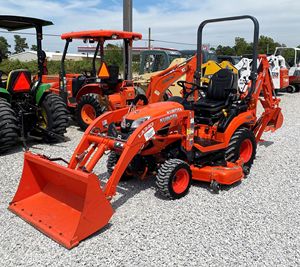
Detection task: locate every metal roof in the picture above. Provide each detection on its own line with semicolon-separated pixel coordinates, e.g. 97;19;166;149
61;30;142;40
0;15;53;31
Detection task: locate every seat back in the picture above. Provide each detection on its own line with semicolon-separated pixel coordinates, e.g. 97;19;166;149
72;75;87;97
6;69;31;94
102;65;119;85
207;69;236;100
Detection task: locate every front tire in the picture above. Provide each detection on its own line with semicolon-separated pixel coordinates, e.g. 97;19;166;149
76;94;102;131
225;127;256;173
38;94;69;142
156;159;192;199
107;151;134;181
0;98;18;154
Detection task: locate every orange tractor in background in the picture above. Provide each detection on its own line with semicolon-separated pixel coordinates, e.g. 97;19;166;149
42;30;142;130
9;15;283;249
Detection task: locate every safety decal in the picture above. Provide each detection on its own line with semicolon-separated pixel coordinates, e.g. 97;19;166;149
144;127;155;141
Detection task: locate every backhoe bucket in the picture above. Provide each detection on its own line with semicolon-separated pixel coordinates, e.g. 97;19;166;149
8;152;114;249
265;108;283;132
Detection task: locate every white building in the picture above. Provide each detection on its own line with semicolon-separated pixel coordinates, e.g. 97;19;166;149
8;50;95;62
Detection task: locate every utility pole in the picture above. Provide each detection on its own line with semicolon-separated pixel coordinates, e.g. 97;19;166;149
123;0;132;79
148;27;151;50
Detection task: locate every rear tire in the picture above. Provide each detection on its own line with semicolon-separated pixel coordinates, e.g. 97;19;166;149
76;94;102;131
156;159;192;199
225;127;256;173
38;94;69;142
286;85;296;93
0;98;18;154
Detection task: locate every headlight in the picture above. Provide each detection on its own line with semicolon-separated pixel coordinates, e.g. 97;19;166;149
131;116;151;129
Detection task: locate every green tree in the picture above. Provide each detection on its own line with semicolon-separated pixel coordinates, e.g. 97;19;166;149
258;35;281;54
0;36;11;58
234;37;252;56
14;35;28;54
215;45;236;56
31;44;37;51
104;43;123;67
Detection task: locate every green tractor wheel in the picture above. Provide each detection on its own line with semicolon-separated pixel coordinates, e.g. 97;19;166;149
37;94;69;142
0;98;18;154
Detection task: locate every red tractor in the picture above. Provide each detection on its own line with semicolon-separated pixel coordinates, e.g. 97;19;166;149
42;30;142;130
9;15;283;249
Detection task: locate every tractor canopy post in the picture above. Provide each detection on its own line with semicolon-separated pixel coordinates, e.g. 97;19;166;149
123;39;130;80
92;40;101;77
196;15;259;98
59;39;70;102
35;25;43;85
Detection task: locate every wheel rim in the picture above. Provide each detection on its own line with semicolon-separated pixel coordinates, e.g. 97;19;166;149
239;139;253;163
172;169;190;194
81;104;96;124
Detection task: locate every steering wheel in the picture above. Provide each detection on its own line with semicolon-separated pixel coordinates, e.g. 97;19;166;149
82;70;92;77
177;80;206;100
132;94;149;106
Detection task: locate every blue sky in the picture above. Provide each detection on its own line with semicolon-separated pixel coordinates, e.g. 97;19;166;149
1;0;300;53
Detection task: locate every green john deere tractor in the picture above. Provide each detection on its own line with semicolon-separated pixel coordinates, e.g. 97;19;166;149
0;16;69;154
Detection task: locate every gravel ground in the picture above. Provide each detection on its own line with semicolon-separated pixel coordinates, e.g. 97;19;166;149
0;92;299;266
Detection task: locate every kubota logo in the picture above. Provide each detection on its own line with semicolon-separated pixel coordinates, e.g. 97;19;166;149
160;114;177;123
167;107;182;114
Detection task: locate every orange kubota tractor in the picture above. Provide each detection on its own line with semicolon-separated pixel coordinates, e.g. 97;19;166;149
42;30;142;130
9;15;283;249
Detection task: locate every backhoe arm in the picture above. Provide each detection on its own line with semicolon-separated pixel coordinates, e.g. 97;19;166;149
249;55;283;141
146;56;197;103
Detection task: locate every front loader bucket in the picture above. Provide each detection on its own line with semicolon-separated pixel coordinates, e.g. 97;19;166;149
8;152;114;249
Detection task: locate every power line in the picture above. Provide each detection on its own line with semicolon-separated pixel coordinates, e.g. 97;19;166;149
0;30;60;37
142;38;196;46
0;30;197;46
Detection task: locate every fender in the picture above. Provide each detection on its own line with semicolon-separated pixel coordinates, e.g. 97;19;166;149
221;110;256;145
75;83;102;102
35;83;51;105
0;87;10;102
193;111;256;153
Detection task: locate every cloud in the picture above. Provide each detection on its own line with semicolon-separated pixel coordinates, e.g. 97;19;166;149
1;0;300;53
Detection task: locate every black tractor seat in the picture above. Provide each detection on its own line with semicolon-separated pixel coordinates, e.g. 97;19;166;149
72;75;87;97
194;98;226;112
193;68;237;113
168;68;237;125
100;65;120;94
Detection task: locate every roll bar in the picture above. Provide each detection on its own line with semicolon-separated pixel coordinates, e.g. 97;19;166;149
196;15;259;99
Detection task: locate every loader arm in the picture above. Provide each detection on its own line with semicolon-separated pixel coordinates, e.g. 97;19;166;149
146;56;197;103
68;107;193;198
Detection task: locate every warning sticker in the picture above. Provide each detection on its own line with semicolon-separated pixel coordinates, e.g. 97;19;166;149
102;120;108;126
144;127;155;141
